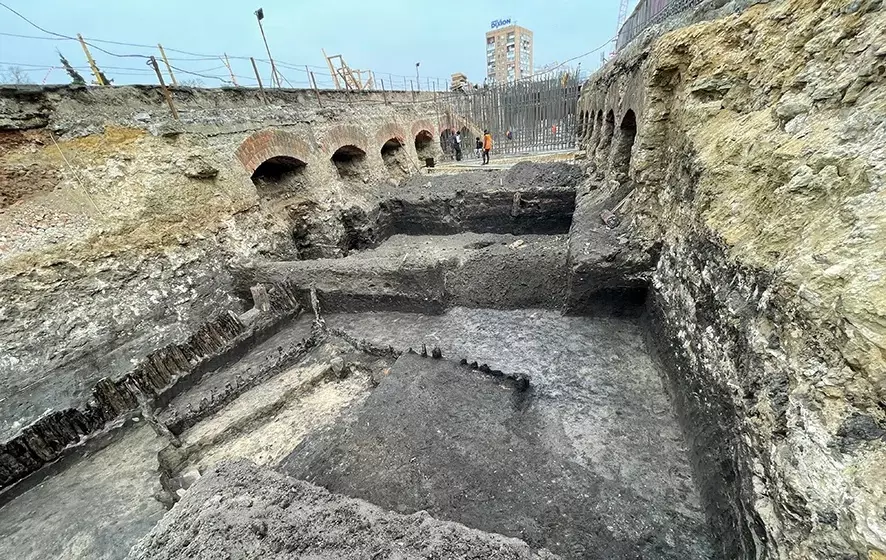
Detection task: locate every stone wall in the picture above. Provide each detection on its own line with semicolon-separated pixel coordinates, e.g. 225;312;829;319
579;0;886;558
0;85;443;448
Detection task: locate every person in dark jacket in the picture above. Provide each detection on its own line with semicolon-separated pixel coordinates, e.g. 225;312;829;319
452;131;463;161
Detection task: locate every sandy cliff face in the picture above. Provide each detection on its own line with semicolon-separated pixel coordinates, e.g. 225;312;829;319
582;0;885;557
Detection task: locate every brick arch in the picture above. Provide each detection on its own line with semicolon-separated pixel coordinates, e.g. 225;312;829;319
320;125;371;156
375;123;409;150
410;119;437;140
235;130;313;175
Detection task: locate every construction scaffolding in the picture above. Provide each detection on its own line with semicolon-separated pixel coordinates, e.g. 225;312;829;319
323;49;375;91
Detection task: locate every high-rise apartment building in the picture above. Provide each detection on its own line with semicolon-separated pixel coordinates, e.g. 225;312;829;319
485;23;533;84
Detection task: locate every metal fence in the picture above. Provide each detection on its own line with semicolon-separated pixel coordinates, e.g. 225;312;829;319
436;72;582;159
616;0;706;50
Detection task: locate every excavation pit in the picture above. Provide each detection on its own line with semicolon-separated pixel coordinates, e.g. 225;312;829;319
283;309;715;559
2;163;713;560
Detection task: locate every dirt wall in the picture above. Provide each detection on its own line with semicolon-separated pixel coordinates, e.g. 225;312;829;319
580;0;886;558
0;85;443;449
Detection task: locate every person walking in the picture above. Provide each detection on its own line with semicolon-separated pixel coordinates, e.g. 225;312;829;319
453;131;463;161
482;129;493;165
475;136;483;159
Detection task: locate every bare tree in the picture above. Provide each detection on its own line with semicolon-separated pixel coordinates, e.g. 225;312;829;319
0;66;33;85
179;78;205;87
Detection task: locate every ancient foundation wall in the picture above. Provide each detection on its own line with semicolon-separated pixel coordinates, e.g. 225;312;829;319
0;86;444;459
579;0;886;558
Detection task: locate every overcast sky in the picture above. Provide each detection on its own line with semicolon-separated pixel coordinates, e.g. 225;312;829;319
0;0;623;87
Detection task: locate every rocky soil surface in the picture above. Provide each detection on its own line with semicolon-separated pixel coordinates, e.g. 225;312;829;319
127;460;559;560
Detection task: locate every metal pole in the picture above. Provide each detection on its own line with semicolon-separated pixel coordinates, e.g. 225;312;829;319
77;33;106;86
255;9;282;88
415;63;420;92
381;79;388;105
157;44;177;86
308;68;323;108
251;57;268;104
148;56;179;119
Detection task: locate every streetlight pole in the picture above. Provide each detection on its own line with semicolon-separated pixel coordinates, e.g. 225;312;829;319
255;8;282;88
415;62;420;92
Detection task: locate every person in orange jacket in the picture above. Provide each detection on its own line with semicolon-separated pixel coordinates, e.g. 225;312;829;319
482;130;493;165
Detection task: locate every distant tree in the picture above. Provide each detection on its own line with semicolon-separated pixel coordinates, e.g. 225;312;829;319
0;65;32;85
179;78;204;87
57;50;86;86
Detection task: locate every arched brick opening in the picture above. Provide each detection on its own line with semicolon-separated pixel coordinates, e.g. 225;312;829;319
578;110;588;139
251;156;307;199
332;145;369;181
381;137;408;178
596;110;616;162
439;129;455;158
612;109;638;183
587;109;603;151
235;130;313;177
415;130;434;160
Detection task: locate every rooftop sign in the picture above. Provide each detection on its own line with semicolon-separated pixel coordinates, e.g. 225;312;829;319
491;18;512;29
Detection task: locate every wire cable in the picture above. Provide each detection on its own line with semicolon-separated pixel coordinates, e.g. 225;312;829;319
0;1;148;59
1;3;603;92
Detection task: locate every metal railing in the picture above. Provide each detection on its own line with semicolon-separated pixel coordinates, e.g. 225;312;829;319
437;72;583;159
616;0;706;50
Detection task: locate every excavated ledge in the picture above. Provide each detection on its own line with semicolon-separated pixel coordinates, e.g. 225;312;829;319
0;284;302;494
256;233;571;313
291;162;582;259
127;459;559;560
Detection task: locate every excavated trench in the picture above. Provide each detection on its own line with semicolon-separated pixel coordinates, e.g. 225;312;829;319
2;162;731;560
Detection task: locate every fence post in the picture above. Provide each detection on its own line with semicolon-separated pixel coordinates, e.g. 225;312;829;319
251;57;269;105
157;44;177;86
308;68;323;108
148;56;179;120
381;79;388;105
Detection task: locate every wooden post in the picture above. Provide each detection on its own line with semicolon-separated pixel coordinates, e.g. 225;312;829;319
251;57;268;104
322;49;341;89
148;56;179;119
157;44;177;86
222;53;238;86
77;33;106;86
308;68;323;108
